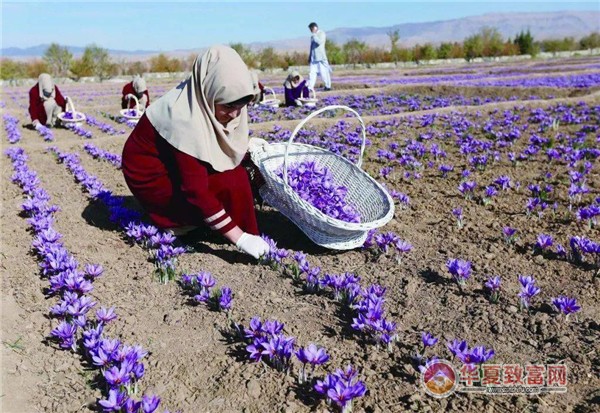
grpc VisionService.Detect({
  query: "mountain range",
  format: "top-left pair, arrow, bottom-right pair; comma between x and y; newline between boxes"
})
2,10 -> 598,60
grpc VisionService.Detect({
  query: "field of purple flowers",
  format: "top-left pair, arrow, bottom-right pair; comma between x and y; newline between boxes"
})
1,56 -> 599,413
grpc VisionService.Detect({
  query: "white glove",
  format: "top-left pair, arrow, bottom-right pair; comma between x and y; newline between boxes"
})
236,233 -> 270,259
295,99 -> 303,106
32,120 -> 41,129
125,94 -> 134,100
248,137 -> 269,152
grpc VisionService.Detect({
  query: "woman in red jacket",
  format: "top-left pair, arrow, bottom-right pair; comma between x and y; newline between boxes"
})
121,76 -> 150,110
122,45 -> 270,259
29,73 -> 68,128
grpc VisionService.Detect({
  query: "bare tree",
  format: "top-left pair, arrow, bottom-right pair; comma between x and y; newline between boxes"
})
43,43 -> 72,77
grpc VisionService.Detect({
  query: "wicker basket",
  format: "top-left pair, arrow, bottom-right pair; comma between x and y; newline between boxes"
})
259,87 -> 281,108
57,97 -> 86,124
250,105 -> 395,250
297,87 -> 318,107
120,94 -> 143,121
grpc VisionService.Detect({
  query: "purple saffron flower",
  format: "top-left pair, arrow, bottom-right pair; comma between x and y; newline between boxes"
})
104,363 -> 131,387
96,306 -> 117,324
447,339 -> 468,358
327,381 -> 367,410
535,234 -> 554,251
141,395 -> 161,413
452,207 -> 464,228
50,321 -> 77,350
295,343 -> 330,366
421,332 -> 438,348
446,258 -> 472,285
551,296 -> 581,316
484,276 -> 502,303
98,389 -> 128,412
518,280 -> 540,309
218,287 -> 233,310
84,263 -> 104,279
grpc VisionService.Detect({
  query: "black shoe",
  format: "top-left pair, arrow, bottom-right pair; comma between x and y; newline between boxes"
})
324,87 -> 332,91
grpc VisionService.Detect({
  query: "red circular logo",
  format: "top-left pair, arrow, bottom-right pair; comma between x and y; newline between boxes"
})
420,359 -> 458,398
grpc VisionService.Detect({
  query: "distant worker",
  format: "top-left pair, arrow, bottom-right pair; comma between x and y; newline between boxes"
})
122,76 -> 150,110
307,22 -> 332,91
283,70 -> 309,106
28,73 -> 68,129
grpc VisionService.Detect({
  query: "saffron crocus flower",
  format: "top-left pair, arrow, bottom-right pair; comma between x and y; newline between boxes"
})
551,296 -> 581,317
50,321 -> 77,350
535,234 -> 553,251
452,207 -> 463,228
503,226 -> 517,244
98,389 -> 128,412
518,280 -> 540,310
447,339 -> 468,359
296,343 -> 330,366
96,306 -> 117,324
394,239 -> 412,264
484,276 -> 501,303
421,332 -> 438,348
446,258 -> 472,286
141,394 -> 161,413
460,345 -> 495,364
218,287 -> 233,311
104,363 -> 132,387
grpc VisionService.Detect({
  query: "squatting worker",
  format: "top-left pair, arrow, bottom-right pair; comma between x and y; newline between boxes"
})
283,70 -> 310,106
122,75 -> 151,110
307,22 -> 332,91
29,73 -> 68,129
121,45 -> 271,259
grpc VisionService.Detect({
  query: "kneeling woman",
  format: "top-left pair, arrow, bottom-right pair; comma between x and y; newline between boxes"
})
122,45 -> 270,259
283,70 -> 309,106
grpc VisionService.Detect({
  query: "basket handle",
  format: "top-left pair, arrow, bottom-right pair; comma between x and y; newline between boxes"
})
129,94 -> 140,112
264,87 -> 276,101
308,87 -> 316,99
283,105 -> 366,187
65,96 -> 75,113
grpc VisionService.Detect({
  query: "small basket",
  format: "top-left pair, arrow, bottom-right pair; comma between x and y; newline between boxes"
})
58,97 -> 86,124
250,105 -> 395,250
297,88 -> 318,107
258,87 -> 281,108
120,94 -> 143,121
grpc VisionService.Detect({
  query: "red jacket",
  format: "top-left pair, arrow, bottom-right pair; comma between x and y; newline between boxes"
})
121,114 -> 258,234
121,82 -> 151,109
28,84 -> 67,125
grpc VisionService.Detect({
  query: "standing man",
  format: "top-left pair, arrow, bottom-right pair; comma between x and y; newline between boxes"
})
308,22 -> 332,91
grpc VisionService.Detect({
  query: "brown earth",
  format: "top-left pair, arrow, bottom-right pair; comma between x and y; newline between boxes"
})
1,62 -> 600,413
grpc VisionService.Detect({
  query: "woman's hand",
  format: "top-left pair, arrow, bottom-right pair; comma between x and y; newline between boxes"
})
235,233 -> 270,259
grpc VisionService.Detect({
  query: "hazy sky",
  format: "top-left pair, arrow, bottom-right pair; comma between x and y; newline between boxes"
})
2,1 -> 599,50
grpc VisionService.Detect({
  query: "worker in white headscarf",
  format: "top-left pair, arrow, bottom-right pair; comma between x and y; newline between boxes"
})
283,70 -> 310,106
28,73 -> 68,128
122,75 -> 150,110
122,45 -> 270,259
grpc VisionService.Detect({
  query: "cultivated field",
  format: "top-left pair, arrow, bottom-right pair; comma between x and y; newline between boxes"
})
1,56 -> 599,413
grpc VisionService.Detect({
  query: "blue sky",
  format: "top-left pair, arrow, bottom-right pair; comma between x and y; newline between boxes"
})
2,1 -> 598,50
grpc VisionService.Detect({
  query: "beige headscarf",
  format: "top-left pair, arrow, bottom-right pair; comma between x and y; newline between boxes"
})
284,70 -> 304,89
38,73 -> 56,100
133,76 -> 147,94
146,45 -> 258,172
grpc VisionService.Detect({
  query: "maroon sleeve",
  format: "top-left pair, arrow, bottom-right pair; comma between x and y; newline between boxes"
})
122,82 -> 134,109
29,85 -> 43,123
54,86 -> 67,111
172,149 -> 237,234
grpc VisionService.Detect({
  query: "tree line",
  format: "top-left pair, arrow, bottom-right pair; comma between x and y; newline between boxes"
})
1,28 -> 599,80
